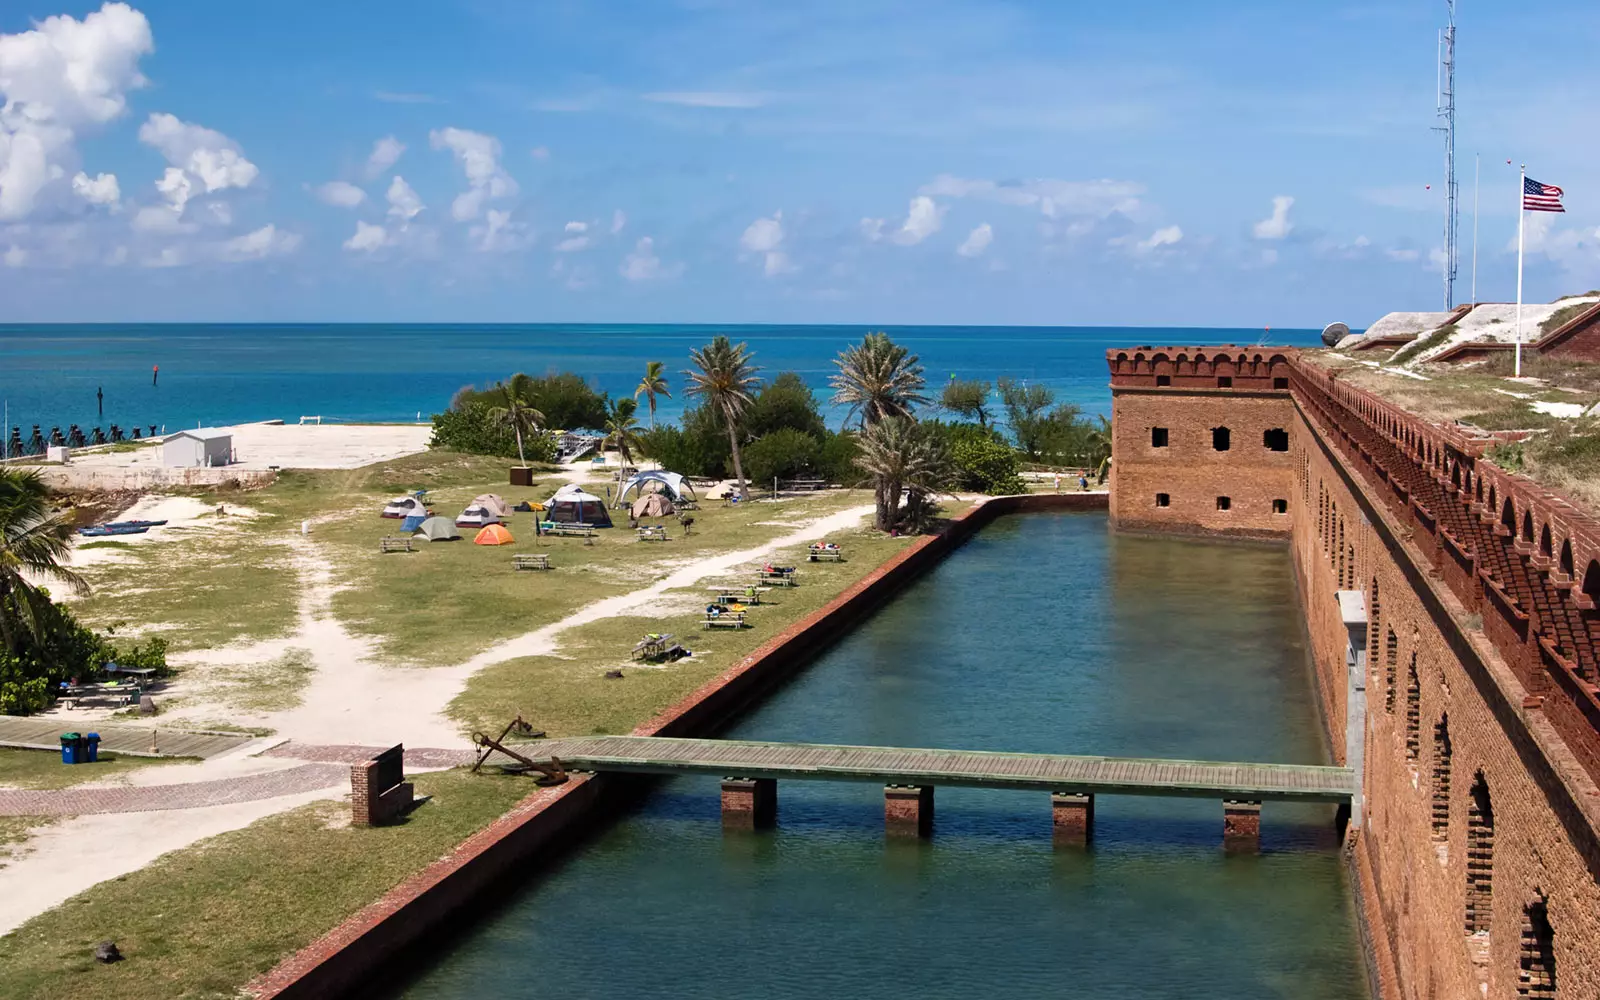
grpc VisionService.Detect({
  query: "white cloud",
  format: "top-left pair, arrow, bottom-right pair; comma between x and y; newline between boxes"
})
621,236 -> 681,281
1252,196 -> 1294,240
862,196 -> 946,247
565,221 -> 589,233
610,209 -> 626,234
313,180 -> 366,208
71,171 -> 119,208
220,223 -> 300,261
344,220 -> 390,252
429,127 -> 517,220
920,174 -> 1144,219
4,245 -> 26,268
386,176 -> 423,221
643,91 -> 766,108
0,3 -> 153,220
956,223 -> 993,257
1385,247 -> 1419,262
138,113 -> 259,197
740,211 -> 792,275
365,136 -> 405,179
1139,225 -> 1183,251
153,166 -> 192,213
530,145 -> 550,161
470,208 -> 529,253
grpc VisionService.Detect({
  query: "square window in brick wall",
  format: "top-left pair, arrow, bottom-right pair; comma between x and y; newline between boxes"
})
1272,499 -> 1287,514
1156,375 -> 1171,386
1155,493 -> 1170,508
1216,496 -> 1231,511
1212,427 -> 1231,451
1217,376 -> 1232,388
1263,428 -> 1289,452
1151,427 -> 1169,448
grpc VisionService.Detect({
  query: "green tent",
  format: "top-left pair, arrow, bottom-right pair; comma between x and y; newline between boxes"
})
414,516 -> 462,542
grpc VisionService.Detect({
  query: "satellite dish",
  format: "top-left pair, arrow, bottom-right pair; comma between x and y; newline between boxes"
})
1321,322 -> 1351,347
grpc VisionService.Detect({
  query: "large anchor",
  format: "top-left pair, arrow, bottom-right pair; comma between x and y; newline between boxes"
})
470,716 -> 568,785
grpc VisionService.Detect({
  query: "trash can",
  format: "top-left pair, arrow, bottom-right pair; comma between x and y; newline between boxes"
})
60,732 -> 81,765
85,733 -> 101,763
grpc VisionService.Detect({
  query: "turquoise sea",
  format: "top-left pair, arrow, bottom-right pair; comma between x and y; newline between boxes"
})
0,324 -> 1320,435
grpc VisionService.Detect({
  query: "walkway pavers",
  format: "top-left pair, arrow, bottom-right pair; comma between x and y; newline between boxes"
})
263,743 -> 475,768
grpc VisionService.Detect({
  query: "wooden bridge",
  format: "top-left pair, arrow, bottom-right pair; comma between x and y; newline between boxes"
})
528,735 -> 1356,851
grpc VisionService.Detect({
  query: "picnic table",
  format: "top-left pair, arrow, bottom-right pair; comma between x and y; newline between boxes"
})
808,546 -> 843,562
637,525 -> 668,542
542,522 -> 597,538
632,633 -> 676,661
709,586 -> 766,606
513,553 -> 551,571
58,681 -> 144,708
702,611 -> 748,630
784,479 -> 828,492
380,535 -> 414,553
757,569 -> 798,587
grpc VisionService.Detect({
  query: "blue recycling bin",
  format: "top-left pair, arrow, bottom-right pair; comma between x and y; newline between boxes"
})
85,733 -> 101,763
60,732 -> 81,765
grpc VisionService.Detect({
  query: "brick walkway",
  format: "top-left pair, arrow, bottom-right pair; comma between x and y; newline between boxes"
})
263,742 -> 476,768
0,763 -> 348,816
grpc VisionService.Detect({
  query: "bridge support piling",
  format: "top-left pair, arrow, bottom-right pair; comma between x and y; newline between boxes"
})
721,777 -> 776,831
1051,791 -> 1094,848
884,784 -> 934,838
1223,799 -> 1262,854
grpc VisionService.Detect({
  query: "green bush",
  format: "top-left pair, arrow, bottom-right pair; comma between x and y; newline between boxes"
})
0,600 -> 171,715
950,434 -> 1027,494
450,372 -> 609,431
429,402 -> 558,462
744,428 -> 822,486
640,406 -> 732,478
816,430 -> 860,485
746,373 -> 827,440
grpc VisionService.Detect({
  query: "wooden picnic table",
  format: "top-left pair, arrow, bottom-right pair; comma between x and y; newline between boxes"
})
380,535 -> 414,553
637,525 -> 668,542
709,586 -> 765,606
784,479 -> 828,491
542,522 -> 597,538
807,547 -> 842,562
701,612 -> 748,630
632,633 -> 676,660
757,570 -> 797,587
58,682 -> 145,707
512,553 -> 551,571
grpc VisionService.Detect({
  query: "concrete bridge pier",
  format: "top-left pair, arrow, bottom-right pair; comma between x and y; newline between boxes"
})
1051,791 -> 1094,847
1223,800 -> 1262,854
721,777 -> 776,831
884,784 -> 934,837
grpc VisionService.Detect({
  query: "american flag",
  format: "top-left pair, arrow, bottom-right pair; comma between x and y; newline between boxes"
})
1524,176 -> 1565,213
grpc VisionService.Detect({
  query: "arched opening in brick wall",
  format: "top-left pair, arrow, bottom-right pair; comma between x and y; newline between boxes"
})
1488,485 -> 1498,516
1559,540 -> 1574,578
1517,894 -> 1556,998
1346,546 -> 1356,589
1583,561 -> 1600,605
1475,475 -> 1484,504
1368,577 -> 1381,667
1431,715 -> 1452,839
1465,773 -> 1494,935
1501,499 -> 1516,535
1522,510 -> 1535,545
1212,426 -> 1231,451
1405,654 -> 1421,761
1540,525 -> 1553,560
1385,629 -> 1398,713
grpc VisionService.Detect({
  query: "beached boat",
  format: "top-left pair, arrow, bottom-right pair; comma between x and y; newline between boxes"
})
79,524 -> 151,537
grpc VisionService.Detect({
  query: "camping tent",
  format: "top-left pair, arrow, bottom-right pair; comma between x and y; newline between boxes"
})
472,493 -> 510,518
617,471 -> 696,505
455,504 -> 503,528
474,523 -> 515,545
544,488 -> 613,527
400,514 -> 427,533
414,517 -> 461,542
631,493 -> 676,519
382,495 -> 428,519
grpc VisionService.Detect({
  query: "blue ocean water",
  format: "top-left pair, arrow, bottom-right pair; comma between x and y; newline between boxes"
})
0,324 -> 1320,435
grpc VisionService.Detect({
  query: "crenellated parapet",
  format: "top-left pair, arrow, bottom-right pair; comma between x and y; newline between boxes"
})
1106,346 -> 1294,391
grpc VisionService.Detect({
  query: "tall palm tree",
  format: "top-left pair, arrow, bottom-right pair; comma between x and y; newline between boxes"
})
603,397 -> 645,470
684,336 -> 762,496
0,469 -> 86,656
1085,414 -> 1112,482
634,361 -> 672,432
486,373 -> 545,467
830,332 -> 929,427
854,417 -> 953,533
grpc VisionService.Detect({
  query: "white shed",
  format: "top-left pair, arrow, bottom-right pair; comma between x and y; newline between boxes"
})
163,428 -> 233,468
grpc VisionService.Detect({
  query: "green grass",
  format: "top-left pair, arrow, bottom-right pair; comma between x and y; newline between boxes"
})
1538,300 -> 1594,337
204,648 -> 316,712
0,747 -> 190,790
1388,324 -> 1456,365
1459,407 -> 1564,431
0,768 -> 536,1000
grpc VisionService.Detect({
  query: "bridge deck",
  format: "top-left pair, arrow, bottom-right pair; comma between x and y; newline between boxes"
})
529,736 -> 1355,802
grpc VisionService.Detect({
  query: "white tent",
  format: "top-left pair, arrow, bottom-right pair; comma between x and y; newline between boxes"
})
544,488 -> 613,527
455,504 -> 503,528
617,471 -> 696,504
472,493 -> 510,518
382,495 -> 428,519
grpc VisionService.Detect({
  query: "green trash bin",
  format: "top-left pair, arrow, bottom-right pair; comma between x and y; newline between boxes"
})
60,732 -> 81,765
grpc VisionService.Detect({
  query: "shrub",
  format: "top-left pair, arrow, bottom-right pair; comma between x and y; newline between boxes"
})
429,402 -> 558,462
450,372 -> 609,431
949,434 -> 1028,494
746,373 -> 827,439
0,601 -> 170,715
744,428 -> 822,486
816,430 -> 860,485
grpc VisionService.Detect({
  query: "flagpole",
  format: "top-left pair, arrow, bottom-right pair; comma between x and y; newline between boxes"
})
1471,154 -> 1479,304
1515,163 -> 1526,378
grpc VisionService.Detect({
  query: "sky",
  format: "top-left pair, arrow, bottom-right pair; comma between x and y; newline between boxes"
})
0,0 -> 1597,327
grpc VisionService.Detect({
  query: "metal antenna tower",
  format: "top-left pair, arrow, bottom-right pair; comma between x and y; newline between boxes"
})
1434,0 -> 1459,308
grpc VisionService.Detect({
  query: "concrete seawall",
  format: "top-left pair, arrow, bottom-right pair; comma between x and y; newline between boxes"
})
248,491 -> 1108,998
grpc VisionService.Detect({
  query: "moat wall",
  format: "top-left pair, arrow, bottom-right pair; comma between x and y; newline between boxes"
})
1108,346 -> 1600,1000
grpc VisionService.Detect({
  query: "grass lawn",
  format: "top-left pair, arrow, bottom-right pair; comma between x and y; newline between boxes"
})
0,747 -> 190,790
0,768 -> 536,1000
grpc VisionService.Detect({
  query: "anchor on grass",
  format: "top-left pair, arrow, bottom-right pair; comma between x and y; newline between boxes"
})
470,715 -> 568,785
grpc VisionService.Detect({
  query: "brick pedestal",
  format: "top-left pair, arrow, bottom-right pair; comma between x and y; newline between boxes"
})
720,777 -> 776,831
1223,799 -> 1262,854
351,744 -> 411,827
884,784 -> 934,838
1051,791 -> 1094,848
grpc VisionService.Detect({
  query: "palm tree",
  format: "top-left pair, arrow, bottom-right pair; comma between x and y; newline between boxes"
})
634,361 -> 672,432
1085,414 -> 1112,482
603,396 -> 645,470
0,469 -> 86,656
684,336 -> 762,497
854,418 -> 953,533
486,373 -> 545,467
830,332 -> 929,427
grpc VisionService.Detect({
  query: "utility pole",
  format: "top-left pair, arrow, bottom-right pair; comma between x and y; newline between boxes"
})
1471,153 -> 1480,304
1434,0 -> 1459,310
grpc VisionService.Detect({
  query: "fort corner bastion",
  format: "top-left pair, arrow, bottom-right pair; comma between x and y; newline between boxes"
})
1107,345 -> 1600,1000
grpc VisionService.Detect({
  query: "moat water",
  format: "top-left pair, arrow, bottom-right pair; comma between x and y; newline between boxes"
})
398,512 -> 1369,999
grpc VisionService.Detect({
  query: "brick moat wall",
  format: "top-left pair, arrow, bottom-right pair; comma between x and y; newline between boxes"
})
1109,346 -> 1600,1000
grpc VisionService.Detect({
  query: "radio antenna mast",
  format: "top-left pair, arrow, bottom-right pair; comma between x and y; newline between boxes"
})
1433,0 -> 1459,309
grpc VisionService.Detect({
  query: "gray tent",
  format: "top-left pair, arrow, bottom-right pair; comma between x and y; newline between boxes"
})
414,516 -> 462,542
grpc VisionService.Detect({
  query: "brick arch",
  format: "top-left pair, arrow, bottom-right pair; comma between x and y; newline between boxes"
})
1583,560 -> 1600,604
1517,891 -> 1556,998
1540,524 -> 1554,559
1465,772 -> 1494,934
1559,539 -> 1575,578
1522,510 -> 1536,544
1431,714 -> 1452,838
1501,498 -> 1517,533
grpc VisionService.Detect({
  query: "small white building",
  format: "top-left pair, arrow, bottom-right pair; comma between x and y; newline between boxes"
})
163,428 -> 233,468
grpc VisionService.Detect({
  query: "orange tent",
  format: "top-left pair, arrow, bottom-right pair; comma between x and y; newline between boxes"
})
474,523 -> 515,546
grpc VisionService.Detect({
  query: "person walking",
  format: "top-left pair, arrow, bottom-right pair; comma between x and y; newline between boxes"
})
1053,472 -> 1061,493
